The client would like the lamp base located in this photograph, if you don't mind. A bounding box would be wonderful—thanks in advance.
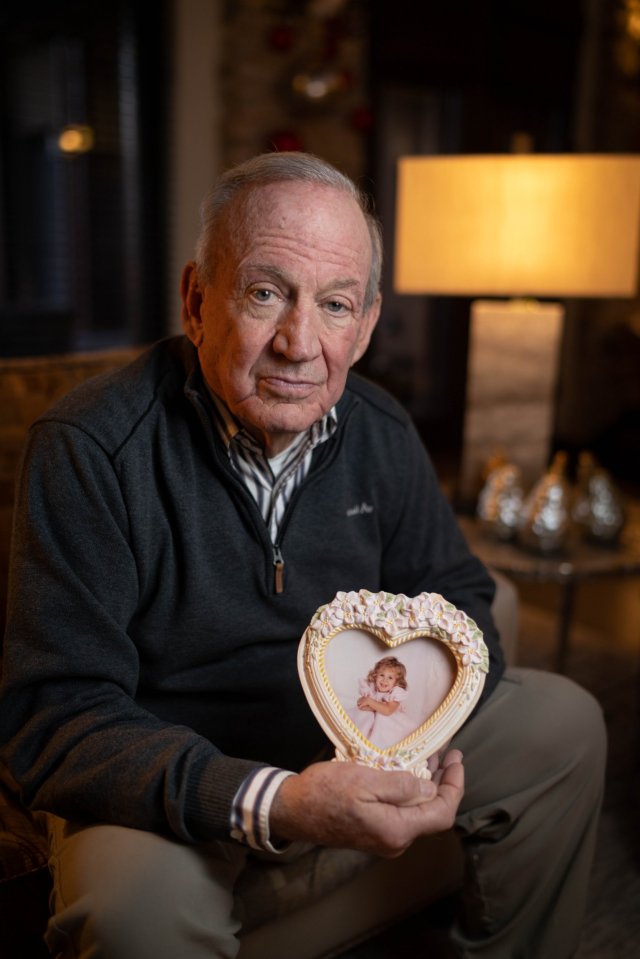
[458,298,563,508]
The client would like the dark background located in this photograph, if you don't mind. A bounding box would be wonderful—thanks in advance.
[1,0,638,493]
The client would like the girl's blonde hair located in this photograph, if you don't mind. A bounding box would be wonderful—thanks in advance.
[367,656,408,690]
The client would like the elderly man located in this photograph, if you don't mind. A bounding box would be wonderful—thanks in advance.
[0,152,605,958]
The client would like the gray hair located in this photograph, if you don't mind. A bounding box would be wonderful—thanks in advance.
[194,152,383,311]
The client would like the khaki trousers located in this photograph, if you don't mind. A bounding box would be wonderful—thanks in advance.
[45,668,606,959]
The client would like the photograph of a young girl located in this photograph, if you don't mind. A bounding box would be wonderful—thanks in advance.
[347,655,415,749]
[324,630,456,751]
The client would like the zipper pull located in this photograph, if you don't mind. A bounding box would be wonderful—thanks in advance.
[273,544,285,594]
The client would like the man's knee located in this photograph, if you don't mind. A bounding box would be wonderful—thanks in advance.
[454,668,607,815]
[47,820,246,959]
[517,668,607,773]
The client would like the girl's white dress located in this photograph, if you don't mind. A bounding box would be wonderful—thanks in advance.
[347,680,417,749]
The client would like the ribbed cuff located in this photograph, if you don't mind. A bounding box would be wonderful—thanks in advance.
[230,766,296,853]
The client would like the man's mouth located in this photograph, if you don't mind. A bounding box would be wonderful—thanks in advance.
[261,375,319,397]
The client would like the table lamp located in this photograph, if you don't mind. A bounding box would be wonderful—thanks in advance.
[393,154,640,504]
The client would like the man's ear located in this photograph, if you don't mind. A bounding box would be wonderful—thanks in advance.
[180,262,205,347]
[352,292,382,365]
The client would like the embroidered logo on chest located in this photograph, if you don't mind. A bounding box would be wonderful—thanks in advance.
[346,501,374,517]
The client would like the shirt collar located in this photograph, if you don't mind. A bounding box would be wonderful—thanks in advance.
[205,386,338,458]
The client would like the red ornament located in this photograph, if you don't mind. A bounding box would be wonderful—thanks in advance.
[268,24,295,52]
[350,105,373,132]
[267,130,304,153]
[339,68,354,90]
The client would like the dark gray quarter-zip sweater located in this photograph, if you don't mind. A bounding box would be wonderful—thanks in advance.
[0,337,504,842]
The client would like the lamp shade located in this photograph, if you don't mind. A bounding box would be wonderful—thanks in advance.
[394,154,640,298]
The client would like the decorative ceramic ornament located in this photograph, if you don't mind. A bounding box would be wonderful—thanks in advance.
[477,462,525,541]
[298,589,488,779]
[572,451,626,545]
[518,451,572,553]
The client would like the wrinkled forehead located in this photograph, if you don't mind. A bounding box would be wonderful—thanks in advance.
[227,180,371,252]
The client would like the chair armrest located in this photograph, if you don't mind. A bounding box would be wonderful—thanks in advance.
[490,569,519,666]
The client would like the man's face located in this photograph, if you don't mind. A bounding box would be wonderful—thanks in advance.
[181,181,381,455]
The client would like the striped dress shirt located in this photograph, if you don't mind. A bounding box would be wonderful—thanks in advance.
[207,390,337,852]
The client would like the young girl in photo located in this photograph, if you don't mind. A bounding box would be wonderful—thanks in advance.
[348,655,417,749]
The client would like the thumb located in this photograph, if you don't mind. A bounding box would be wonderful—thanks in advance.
[370,769,436,807]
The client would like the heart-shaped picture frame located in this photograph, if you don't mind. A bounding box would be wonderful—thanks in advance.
[298,589,489,778]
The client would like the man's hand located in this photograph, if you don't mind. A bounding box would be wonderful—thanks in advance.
[269,750,463,858]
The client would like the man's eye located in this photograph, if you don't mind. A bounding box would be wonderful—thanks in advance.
[326,300,349,315]
[251,289,273,302]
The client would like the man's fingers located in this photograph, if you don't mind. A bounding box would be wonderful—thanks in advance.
[435,755,464,804]
[381,776,438,807]
[431,748,463,785]
[441,748,463,768]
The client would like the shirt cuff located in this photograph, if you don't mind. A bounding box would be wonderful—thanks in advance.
[230,766,296,853]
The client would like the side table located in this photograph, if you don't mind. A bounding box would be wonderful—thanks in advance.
[457,513,640,672]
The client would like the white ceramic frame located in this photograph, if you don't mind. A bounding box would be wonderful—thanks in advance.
[298,589,489,778]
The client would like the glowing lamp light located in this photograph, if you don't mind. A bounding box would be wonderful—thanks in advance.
[57,125,95,155]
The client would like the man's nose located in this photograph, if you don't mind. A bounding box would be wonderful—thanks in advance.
[272,304,322,361]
